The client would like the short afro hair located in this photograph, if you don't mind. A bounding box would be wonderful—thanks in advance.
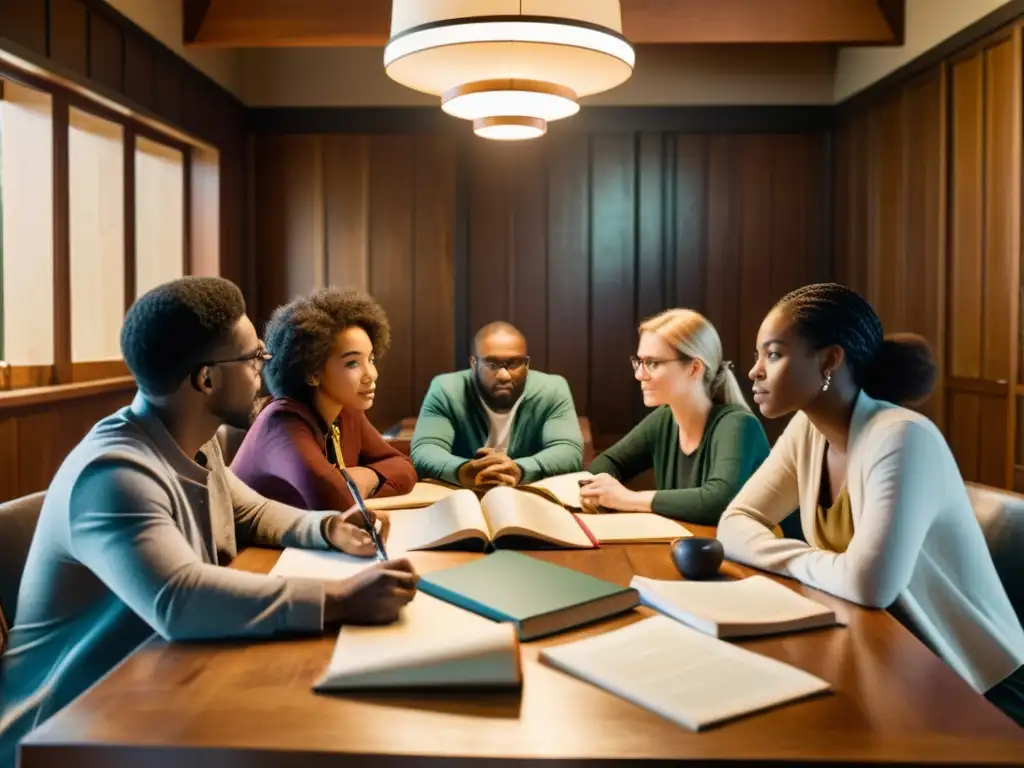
[121,276,246,396]
[262,288,391,405]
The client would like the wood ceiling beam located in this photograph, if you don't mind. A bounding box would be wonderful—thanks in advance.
[186,0,903,48]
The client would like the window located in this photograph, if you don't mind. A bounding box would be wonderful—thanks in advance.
[135,135,184,296]
[0,62,217,391]
[69,107,124,362]
[0,80,54,366]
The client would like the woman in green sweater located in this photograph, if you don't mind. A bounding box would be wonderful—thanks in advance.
[581,309,770,524]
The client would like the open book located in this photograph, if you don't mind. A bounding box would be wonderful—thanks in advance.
[269,549,522,690]
[366,472,595,512]
[631,575,838,639]
[388,486,599,551]
[540,615,831,731]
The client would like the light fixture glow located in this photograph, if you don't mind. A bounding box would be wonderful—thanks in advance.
[442,80,579,121]
[473,116,547,141]
[384,2,634,141]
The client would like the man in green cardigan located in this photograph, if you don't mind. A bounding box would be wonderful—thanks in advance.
[411,322,583,488]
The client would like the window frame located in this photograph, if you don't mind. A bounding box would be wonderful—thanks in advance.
[0,58,195,391]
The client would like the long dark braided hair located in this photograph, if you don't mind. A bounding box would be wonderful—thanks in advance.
[773,283,937,406]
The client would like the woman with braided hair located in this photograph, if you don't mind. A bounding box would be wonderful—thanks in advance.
[719,282,1024,726]
[580,308,770,523]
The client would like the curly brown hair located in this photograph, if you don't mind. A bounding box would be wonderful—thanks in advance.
[262,288,391,405]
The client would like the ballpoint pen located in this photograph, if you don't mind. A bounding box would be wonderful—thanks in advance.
[339,467,388,561]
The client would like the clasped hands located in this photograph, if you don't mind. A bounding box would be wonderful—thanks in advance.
[457,447,523,490]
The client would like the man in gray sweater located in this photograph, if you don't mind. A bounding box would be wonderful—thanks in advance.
[0,277,417,766]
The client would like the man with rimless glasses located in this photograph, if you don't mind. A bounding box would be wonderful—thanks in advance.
[411,321,583,489]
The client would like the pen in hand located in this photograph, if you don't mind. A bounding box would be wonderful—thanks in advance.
[340,468,388,561]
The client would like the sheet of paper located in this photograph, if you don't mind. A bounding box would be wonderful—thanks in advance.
[576,513,692,543]
[541,615,830,731]
[270,547,382,580]
[525,471,594,508]
[366,482,458,511]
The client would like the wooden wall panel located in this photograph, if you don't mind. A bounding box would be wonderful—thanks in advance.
[323,135,369,291]
[49,0,88,74]
[590,135,639,436]
[89,11,124,93]
[0,385,135,502]
[672,136,707,311]
[250,134,456,432]
[833,66,947,429]
[367,136,415,431]
[834,26,1022,488]
[0,0,47,56]
[412,136,457,407]
[546,135,592,419]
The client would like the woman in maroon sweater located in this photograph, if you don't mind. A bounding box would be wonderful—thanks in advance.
[231,289,416,511]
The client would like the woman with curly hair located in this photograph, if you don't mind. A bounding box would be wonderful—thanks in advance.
[231,289,416,512]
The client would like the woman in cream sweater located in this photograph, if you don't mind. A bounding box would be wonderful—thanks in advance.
[718,283,1024,726]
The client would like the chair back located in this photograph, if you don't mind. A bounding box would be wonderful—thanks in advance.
[0,491,45,641]
[216,424,248,466]
[966,482,1024,621]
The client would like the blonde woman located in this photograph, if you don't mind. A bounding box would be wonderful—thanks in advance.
[580,309,770,523]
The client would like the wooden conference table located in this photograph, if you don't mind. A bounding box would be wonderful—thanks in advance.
[20,521,1024,767]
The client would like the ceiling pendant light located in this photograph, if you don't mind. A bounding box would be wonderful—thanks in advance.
[384,1,635,140]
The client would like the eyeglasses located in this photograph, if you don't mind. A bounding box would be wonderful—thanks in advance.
[630,356,682,375]
[476,356,530,373]
[199,348,273,375]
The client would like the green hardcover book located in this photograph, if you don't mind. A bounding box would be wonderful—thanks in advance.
[418,550,640,640]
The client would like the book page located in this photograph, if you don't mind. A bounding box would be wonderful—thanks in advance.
[386,489,491,552]
[575,513,692,544]
[480,486,594,548]
[523,471,594,508]
[366,481,458,511]
[270,547,381,579]
[315,592,521,690]
[540,615,830,731]
[630,575,836,637]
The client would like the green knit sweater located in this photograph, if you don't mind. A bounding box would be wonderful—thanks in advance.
[588,403,770,524]
[410,369,584,485]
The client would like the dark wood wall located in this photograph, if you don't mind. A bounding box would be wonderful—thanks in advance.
[250,126,829,443]
[0,0,247,502]
[834,24,1023,490]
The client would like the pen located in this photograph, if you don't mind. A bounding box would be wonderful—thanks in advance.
[339,468,388,561]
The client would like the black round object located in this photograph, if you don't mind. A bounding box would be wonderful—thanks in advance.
[670,537,724,580]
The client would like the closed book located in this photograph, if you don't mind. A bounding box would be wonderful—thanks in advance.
[419,550,639,640]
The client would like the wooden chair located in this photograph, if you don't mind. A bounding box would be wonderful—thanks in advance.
[0,491,45,650]
[215,424,248,466]
[965,482,1024,621]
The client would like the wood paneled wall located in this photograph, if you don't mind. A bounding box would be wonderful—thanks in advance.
[0,382,135,501]
[250,130,828,442]
[251,134,457,432]
[834,24,1024,490]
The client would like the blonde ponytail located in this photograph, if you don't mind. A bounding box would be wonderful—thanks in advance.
[639,309,752,412]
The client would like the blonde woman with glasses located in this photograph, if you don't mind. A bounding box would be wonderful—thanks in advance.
[581,309,770,524]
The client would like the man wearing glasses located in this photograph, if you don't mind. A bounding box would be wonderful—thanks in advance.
[0,278,416,765]
[411,321,583,489]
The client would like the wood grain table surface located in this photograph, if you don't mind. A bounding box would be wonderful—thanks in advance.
[19,523,1024,767]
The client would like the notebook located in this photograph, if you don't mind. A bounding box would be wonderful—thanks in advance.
[630,575,837,638]
[269,549,523,690]
[419,550,640,640]
[385,486,600,551]
[540,615,831,730]
[315,592,522,690]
